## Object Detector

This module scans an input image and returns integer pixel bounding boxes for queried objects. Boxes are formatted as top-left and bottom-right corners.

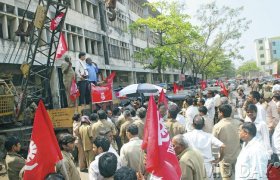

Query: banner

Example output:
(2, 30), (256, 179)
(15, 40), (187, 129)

(50, 12), (65, 31)
(55, 33), (68, 59)
(23, 100), (62, 180)
(91, 84), (113, 103)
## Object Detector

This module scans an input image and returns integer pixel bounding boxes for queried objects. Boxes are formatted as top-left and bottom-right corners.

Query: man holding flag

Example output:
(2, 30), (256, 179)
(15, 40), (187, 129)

(142, 96), (181, 179)
(23, 100), (63, 180)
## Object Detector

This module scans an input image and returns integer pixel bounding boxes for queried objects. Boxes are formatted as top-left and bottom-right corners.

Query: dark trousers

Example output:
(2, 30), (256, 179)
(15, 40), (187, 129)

(78, 80), (87, 105)
(85, 81), (97, 104)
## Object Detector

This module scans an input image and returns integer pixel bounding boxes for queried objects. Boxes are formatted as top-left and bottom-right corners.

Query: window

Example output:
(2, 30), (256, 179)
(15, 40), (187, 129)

(261, 62), (265, 65)
(272, 42), (276, 46)
(6, 4), (15, 14)
(258, 40), (263, 44)
(274, 50), (277, 54)
(259, 46), (264, 50)
(260, 54), (264, 58)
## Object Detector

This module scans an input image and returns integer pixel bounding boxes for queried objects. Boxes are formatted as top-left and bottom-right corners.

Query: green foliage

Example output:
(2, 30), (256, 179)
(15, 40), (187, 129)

(237, 61), (260, 76)
(129, 0), (199, 81)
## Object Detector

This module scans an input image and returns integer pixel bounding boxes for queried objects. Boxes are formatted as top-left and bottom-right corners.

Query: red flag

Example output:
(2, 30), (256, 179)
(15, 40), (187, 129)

(91, 84), (113, 103)
(158, 89), (168, 110)
(142, 96), (181, 179)
(106, 71), (116, 84)
(50, 12), (65, 31)
(23, 100), (63, 180)
(201, 80), (207, 90)
(173, 82), (179, 94)
(55, 33), (68, 59)
(220, 81), (228, 96)
(70, 78), (80, 101)
(215, 80), (219, 86)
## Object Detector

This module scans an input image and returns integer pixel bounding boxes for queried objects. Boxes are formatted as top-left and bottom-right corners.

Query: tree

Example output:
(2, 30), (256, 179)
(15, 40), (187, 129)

(237, 61), (260, 76)
(185, 2), (251, 82)
(130, 0), (199, 82)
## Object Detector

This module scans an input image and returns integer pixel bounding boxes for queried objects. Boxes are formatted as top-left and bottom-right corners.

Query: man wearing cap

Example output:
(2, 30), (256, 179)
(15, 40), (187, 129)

(79, 116), (94, 169)
(61, 55), (75, 107)
(91, 110), (117, 142)
(56, 133), (80, 180)
(75, 52), (88, 106)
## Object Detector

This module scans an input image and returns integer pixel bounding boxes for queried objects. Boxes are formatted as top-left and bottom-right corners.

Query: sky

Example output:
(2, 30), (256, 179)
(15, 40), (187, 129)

(149, 0), (280, 67)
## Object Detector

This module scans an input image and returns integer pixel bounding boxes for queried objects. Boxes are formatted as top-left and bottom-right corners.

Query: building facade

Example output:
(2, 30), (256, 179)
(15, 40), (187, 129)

(0, 0), (185, 89)
(255, 36), (280, 75)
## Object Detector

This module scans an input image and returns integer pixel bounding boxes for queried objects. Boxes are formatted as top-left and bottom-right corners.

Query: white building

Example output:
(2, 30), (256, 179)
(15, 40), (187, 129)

(255, 36), (280, 75)
(0, 0), (186, 89)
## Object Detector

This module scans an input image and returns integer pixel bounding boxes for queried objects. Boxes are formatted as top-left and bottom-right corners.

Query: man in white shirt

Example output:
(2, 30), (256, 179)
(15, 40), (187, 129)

(246, 104), (272, 157)
(198, 106), (213, 133)
(89, 136), (120, 180)
(184, 115), (225, 180)
(184, 97), (199, 132)
(236, 122), (269, 180)
(245, 91), (266, 122)
(272, 80), (280, 94)
(120, 124), (145, 174)
(205, 90), (215, 124)
(75, 52), (88, 106)
(272, 121), (280, 160)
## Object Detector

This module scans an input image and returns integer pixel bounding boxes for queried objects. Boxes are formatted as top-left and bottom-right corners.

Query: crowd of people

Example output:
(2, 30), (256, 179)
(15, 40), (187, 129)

(4, 78), (280, 180)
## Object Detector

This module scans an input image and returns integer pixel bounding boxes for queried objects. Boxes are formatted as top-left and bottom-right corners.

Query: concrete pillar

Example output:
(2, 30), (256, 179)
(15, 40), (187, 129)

(68, 34), (73, 51)
(82, 0), (88, 15)
(147, 73), (152, 84)
(169, 74), (174, 83)
(88, 4), (93, 17)
(94, 41), (98, 55)
(79, 36), (85, 52)
(2, 15), (9, 39)
(50, 66), (60, 108)
(87, 39), (92, 54)
(70, 0), (76, 9)
(75, 0), (82, 13)
(128, 71), (134, 84)
(74, 35), (80, 52)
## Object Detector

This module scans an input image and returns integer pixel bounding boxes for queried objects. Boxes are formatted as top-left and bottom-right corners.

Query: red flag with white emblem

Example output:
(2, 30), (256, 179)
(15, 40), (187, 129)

(23, 100), (62, 180)
(50, 12), (65, 31)
(142, 96), (181, 180)
(55, 33), (68, 59)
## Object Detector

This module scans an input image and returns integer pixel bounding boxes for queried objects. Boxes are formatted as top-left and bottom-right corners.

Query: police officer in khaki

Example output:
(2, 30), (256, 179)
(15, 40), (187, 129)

(61, 55), (75, 107)
(164, 104), (185, 138)
(79, 116), (94, 169)
(5, 136), (25, 180)
(133, 107), (146, 139)
(56, 133), (80, 180)
(91, 110), (117, 141)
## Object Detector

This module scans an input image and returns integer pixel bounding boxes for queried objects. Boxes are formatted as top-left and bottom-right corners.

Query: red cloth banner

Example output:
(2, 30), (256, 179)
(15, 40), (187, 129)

(50, 12), (65, 31)
(55, 33), (68, 59)
(23, 100), (63, 180)
(106, 71), (116, 84)
(173, 82), (179, 94)
(158, 89), (168, 109)
(142, 96), (181, 180)
(91, 84), (113, 103)
(220, 81), (228, 96)
(70, 78), (80, 101)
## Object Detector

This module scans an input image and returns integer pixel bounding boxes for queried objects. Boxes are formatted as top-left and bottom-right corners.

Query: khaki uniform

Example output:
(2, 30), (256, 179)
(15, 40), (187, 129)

(5, 152), (25, 180)
(178, 148), (206, 180)
(61, 61), (75, 107)
(56, 151), (81, 180)
(164, 119), (185, 139)
(73, 121), (86, 170)
(116, 114), (126, 131)
(119, 137), (145, 174)
(132, 118), (145, 139)
(212, 117), (241, 180)
(119, 119), (134, 144)
(79, 124), (94, 167)
(91, 119), (117, 141)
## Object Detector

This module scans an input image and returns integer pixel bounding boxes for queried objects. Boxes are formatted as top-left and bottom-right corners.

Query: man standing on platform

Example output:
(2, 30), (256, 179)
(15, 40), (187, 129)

(61, 55), (75, 107)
